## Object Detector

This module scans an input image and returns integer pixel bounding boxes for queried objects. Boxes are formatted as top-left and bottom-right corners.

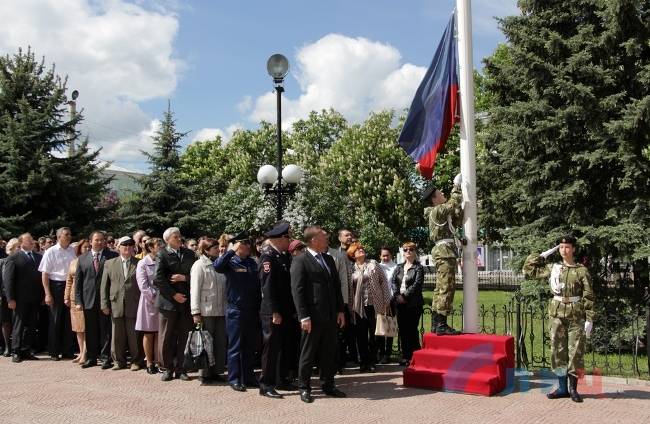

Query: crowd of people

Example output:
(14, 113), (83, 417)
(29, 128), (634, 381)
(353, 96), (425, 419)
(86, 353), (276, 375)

(0, 223), (424, 403)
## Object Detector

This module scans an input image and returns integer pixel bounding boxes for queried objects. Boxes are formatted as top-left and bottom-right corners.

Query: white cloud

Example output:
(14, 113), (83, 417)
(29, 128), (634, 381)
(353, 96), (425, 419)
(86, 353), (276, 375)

(94, 119), (161, 173)
(0, 0), (182, 169)
(191, 124), (242, 144)
(248, 34), (426, 128)
(237, 95), (253, 113)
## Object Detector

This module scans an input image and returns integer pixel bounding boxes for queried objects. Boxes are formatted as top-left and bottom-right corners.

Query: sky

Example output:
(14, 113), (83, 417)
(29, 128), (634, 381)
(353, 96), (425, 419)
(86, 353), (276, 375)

(0, 0), (519, 172)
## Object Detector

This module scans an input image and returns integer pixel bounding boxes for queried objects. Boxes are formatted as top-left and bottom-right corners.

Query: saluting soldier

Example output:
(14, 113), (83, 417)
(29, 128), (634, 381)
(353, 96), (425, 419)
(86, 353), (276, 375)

(523, 235), (595, 403)
(258, 222), (297, 398)
(213, 231), (261, 392)
(423, 172), (463, 335)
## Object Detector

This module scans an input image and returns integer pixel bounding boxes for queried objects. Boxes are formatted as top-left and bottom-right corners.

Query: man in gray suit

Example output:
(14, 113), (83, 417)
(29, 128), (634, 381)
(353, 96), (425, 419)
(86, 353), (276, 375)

(75, 231), (118, 369)
(101, 236), (142, 370)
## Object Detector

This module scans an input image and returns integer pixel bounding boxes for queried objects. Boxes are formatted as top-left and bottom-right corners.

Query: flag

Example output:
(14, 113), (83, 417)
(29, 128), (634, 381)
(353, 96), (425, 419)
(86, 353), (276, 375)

(398, 14), (459, 180)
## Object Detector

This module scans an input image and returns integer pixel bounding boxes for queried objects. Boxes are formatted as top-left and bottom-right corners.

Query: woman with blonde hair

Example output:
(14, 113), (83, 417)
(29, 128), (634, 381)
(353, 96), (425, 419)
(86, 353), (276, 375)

(346, 242), (391, 372)
(390, 241), (424, 366)
(64, 239), (91, 363)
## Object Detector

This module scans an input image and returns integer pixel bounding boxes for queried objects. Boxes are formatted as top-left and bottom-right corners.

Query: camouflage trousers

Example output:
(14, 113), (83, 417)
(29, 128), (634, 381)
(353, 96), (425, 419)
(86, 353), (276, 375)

(432, 257), (456, 316)
(550, 317), (586, 377)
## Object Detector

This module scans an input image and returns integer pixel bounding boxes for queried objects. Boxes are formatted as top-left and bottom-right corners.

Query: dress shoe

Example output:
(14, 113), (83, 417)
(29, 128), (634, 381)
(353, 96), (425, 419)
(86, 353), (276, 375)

(130, 363), (141, 371)
(101, 362), (114, 370)
(259, 387), (283, 398)
(3, 348), (10, 357)
(50, 355), (60, 361)
(81, 359), (97, 368)
(112, 363), (127, 370)
(230, 383), (246, 392)
(176, 372), (190, 381)
(299, 389), (313, 403)
(12, 354), (22, 363)
(146, 365), (159, 375)
(161, 370), (174, 381)
(322, 386), (346, 398)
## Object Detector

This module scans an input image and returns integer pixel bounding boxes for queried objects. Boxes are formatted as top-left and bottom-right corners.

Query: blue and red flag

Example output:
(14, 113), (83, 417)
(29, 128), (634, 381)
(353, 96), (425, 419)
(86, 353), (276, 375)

(398, 14), (459, 180)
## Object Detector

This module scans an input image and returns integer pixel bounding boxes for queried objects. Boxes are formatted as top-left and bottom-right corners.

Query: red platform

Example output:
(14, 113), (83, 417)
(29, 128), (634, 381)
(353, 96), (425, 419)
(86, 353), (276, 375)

(403, 333), (515, 396)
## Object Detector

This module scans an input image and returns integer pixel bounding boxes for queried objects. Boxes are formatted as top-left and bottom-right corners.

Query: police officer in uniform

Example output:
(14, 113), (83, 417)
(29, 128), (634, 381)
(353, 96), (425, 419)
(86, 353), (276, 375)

(423, 173), (463, 335)
(523, 235), (595, 403)
(213, 231), (261, 392)
(258, 222), (297, 398)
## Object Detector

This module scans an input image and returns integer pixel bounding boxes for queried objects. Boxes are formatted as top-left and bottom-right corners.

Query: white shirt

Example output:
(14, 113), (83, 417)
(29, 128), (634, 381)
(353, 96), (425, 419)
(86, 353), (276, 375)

(38, 243), (76, 281)
(400, 262), (414, 295)
(379, 261), (397, 296)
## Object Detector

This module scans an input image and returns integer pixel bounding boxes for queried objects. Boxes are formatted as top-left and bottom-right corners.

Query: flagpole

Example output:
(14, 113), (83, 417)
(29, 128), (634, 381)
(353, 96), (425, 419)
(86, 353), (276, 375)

(456, 0), (479, 333)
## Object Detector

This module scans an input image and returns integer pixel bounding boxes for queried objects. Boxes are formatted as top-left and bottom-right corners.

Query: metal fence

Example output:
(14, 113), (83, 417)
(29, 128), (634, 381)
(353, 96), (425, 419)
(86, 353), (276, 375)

(407, 300), (650, 378)
(422, 268), (524, 291)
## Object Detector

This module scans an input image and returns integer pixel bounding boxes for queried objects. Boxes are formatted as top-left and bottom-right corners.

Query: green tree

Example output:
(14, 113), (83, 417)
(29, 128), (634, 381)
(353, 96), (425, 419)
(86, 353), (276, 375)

(479, 0), (650, 285)
(120, 102), (202, 236)
(0, 47), (110, 237)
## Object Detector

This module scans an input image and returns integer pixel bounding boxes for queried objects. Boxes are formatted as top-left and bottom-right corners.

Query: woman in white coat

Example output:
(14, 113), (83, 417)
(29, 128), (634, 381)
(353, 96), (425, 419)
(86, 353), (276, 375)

(190, 238), (227, 383)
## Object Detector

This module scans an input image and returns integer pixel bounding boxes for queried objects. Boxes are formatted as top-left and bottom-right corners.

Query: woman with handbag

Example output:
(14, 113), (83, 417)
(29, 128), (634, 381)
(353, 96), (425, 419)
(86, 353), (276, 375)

(346, 242), (391, 373)
(390, 241), (424, 366)
(190, 238), (227, 384)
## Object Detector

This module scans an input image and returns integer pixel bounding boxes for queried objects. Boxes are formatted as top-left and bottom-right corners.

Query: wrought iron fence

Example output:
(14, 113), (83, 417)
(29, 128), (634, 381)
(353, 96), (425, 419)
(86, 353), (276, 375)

(405, 300), (650, 378)
(422, 268), (525, 291)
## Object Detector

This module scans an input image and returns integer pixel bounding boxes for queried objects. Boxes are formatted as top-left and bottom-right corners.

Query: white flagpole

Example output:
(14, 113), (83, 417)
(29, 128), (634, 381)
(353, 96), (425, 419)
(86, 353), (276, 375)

(456, 0), (479, 333)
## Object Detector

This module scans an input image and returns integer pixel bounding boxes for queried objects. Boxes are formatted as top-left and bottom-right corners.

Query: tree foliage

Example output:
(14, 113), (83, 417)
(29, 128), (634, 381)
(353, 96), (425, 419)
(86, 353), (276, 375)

(479, 0), (650, 284)
(0, 47), (110, 237)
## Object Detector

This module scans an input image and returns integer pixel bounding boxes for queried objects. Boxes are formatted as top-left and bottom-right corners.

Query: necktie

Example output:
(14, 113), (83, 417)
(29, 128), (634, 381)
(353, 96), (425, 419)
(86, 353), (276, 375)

(27, 252), (34, 263)
(93, 253), (99, 272)
(123, 260), (129, 278)
(315, 253), (330, 274)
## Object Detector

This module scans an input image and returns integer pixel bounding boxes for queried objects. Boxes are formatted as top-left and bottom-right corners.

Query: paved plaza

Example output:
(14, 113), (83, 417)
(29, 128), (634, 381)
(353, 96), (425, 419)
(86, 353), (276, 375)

(1, 356), (649, 424)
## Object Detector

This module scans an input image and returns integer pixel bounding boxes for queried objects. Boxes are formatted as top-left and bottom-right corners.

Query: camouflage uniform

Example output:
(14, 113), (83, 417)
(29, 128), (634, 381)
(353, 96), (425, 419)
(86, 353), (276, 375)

(425, 184), (463, 316)
(523, 254), (595, 377)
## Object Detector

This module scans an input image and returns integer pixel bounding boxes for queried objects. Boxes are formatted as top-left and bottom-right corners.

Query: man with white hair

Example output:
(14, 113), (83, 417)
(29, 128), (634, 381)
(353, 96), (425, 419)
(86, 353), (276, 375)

(154, 227), (196, 382)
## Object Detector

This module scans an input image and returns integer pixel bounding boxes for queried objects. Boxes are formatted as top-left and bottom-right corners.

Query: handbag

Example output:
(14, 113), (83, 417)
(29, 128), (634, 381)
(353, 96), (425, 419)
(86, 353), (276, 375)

(375, 310), (398, 338)
(183, 325), (215, 370)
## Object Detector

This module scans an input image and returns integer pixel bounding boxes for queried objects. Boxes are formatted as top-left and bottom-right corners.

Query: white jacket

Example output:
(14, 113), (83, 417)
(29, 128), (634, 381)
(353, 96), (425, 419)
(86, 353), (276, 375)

(190, 255), (226, 316)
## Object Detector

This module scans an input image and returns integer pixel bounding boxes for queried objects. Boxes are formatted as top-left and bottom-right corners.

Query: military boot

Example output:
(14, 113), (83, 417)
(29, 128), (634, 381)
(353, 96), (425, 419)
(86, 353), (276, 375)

(435, 314), (461, 336)
(546, 375), (569, 399)
(568, 374), (583, 403)
(430, 313), (442, 333)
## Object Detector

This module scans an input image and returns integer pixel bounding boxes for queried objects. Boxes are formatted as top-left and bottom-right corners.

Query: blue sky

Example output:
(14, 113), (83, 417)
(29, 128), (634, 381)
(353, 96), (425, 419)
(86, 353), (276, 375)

(0, 0), (519, 172)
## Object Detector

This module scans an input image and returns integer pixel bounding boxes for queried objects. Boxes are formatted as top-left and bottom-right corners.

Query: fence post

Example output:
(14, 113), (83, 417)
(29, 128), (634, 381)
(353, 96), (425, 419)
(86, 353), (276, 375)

(516, 299), (522, 370)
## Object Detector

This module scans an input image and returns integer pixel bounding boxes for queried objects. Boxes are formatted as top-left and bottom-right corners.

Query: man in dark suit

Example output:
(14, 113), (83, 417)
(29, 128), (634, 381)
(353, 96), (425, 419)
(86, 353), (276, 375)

(100, 236), (142, 370)
(75, 231), (118, 369)
(154, 227), (196, 382)
(258, 222), (296, 398)
(291, 226), (346, 403)
(2, 233), (42, 362)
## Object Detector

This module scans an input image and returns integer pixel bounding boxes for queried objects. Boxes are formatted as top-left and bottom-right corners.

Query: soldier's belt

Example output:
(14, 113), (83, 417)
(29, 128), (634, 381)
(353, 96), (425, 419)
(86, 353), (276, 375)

(435, 239), (455, 246)
(553, 295), (581, 304)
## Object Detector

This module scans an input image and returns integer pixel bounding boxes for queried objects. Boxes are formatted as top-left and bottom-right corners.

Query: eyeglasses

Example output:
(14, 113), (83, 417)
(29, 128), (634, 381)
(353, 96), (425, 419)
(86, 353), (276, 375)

(403, 248), (415, 252)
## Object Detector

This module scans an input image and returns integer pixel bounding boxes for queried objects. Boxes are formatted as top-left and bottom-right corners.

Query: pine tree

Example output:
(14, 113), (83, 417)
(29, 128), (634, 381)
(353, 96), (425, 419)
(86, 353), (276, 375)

(0, 47), (111, 237)
(479, 0), (650, 285)
(120, 102), (202, 236)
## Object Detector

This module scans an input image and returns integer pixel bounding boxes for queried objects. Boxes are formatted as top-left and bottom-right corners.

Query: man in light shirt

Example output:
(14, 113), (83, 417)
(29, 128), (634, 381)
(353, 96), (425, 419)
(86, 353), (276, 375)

(39, 227), (76, 360)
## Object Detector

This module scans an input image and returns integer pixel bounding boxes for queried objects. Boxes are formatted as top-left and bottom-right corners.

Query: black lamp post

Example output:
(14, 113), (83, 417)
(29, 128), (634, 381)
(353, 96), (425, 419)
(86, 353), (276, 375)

(257, 54), (303, 221)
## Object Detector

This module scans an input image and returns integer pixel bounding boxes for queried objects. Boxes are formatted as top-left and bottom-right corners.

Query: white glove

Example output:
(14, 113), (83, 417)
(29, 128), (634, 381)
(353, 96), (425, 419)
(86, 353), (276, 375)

(584, 321), (593, 338)
(541, 245), (560, 259)
(453, 173), (462, 187)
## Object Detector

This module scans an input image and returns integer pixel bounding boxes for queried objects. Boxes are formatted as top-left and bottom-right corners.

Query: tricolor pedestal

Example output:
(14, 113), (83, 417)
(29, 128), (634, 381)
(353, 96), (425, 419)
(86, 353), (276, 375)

(403, 333), (515, 396)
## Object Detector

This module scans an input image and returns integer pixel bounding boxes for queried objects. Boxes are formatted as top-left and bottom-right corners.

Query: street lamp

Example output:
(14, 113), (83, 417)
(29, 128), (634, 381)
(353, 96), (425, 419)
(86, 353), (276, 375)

(257, 54), (303, 221)
(67, 89), (79, 157)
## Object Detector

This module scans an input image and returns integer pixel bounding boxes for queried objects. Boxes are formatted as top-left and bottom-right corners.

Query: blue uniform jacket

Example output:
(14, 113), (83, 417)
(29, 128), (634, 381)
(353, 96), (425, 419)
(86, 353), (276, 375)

(213, 249), (261, 310)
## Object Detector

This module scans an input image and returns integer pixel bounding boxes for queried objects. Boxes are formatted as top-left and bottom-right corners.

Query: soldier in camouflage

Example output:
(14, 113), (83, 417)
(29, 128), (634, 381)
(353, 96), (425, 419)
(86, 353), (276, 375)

(523, 235), (595, 403)
(423, 173), (463, 335)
